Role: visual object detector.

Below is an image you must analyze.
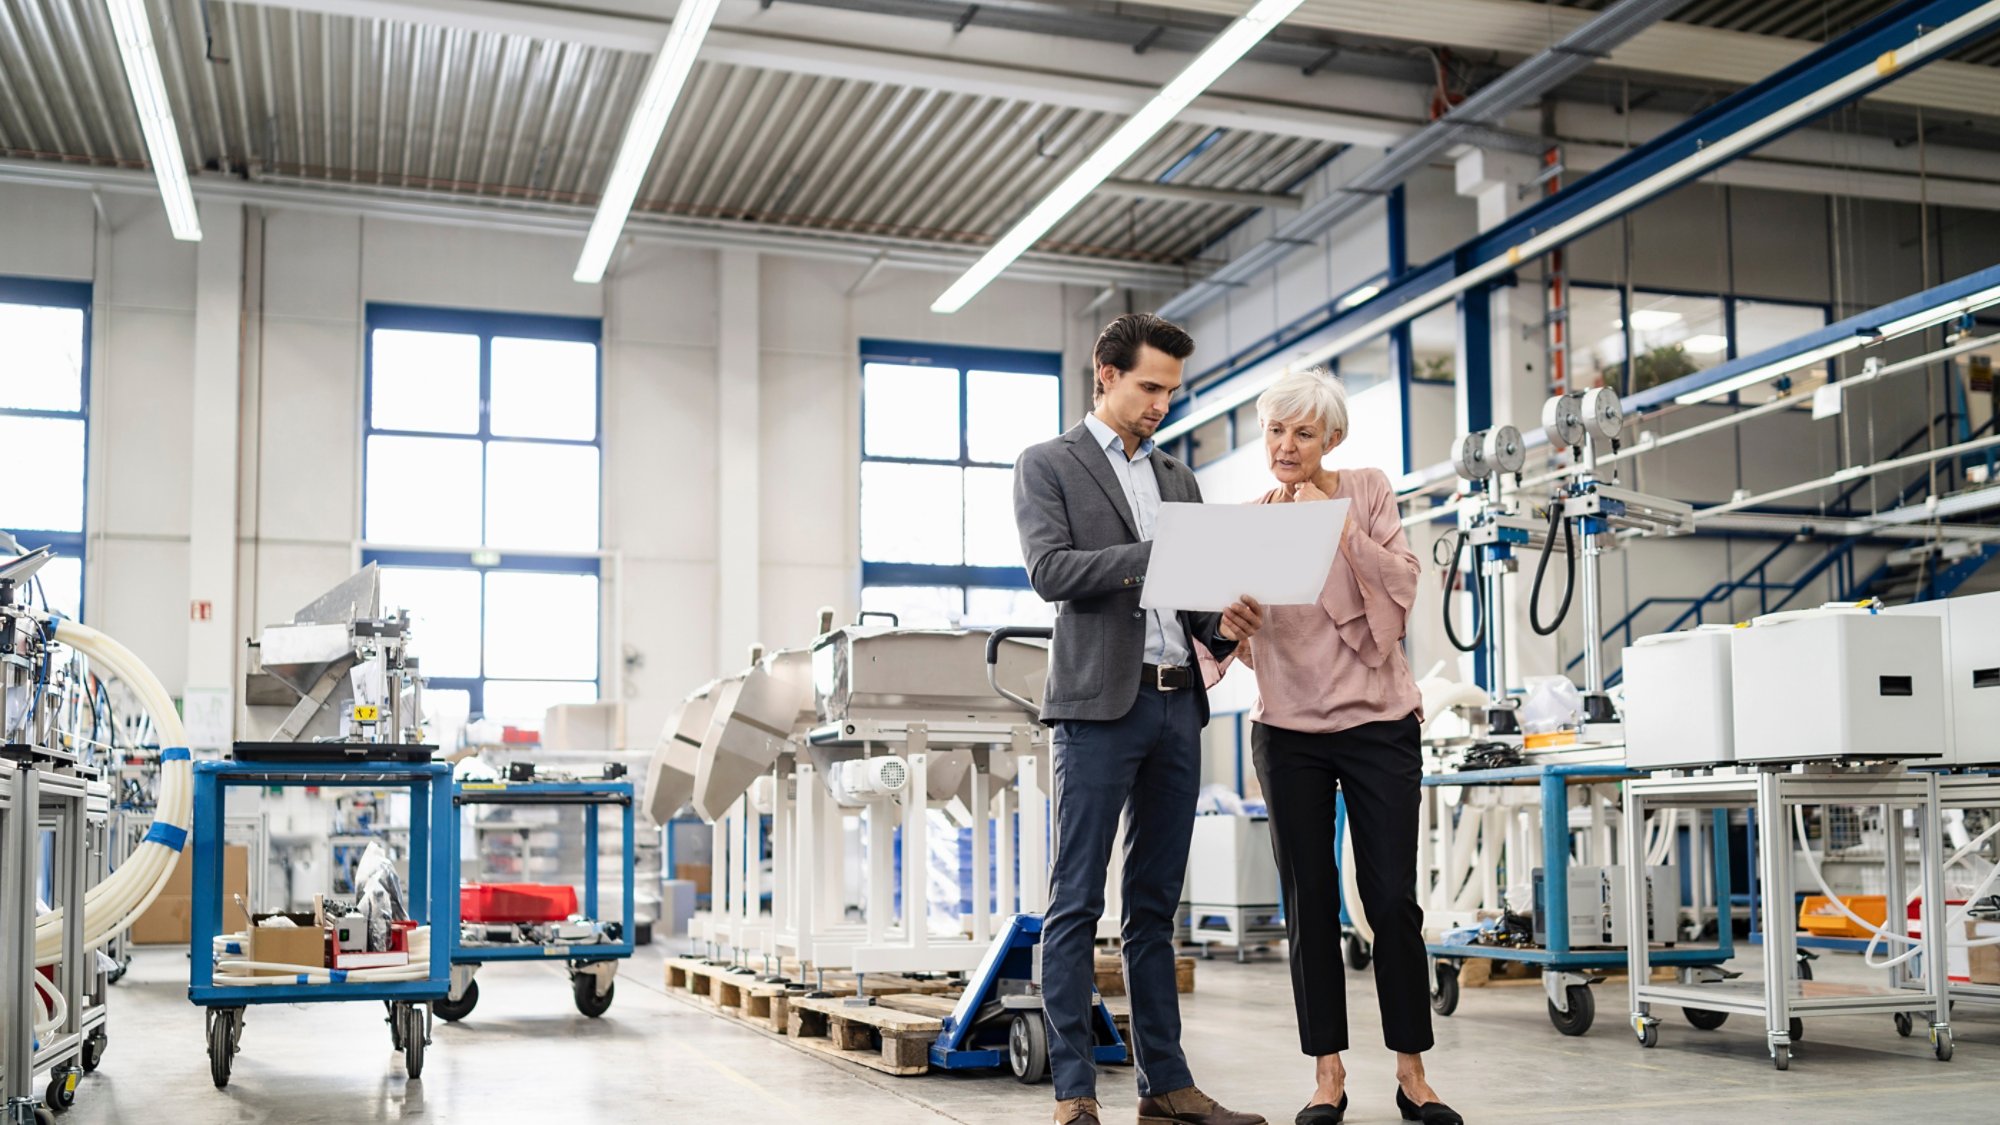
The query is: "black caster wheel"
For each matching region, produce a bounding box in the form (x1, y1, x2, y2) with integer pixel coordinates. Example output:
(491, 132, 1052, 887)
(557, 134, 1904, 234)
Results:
(435, 979, 480, 1022)
(388, 1002, 405, 1051)
(1772, 1043, 1791, 1071)
(1795, 954, 1814, 982)
(1895, 1012, 1915, 1038)
(45, 1069, 77, 1111)
(1684, 1007, 1729, 1031)
(1430, 962, 1460, 1018)
(573, 973, 615, 1018)
(1008, 1012, 1049, 1084)
(1548, 984, 1595, 1037)
(81, 1030, 107, 1073)
(1932, 1027, 1953, 1062)
(106, 957, 128, 986)
(35, 1109, 55, 1125)
(1789, 1017, 1804, 1044)
(206, 1008, 239, 1090)
(1343, 933, 1372, 972)
(402, 1004, 427, 1080)
(1635, 1019, 1660, 1048)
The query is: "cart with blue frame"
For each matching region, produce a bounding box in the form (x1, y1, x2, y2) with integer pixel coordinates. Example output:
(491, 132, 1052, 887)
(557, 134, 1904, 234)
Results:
(438, 777, 635, 1021)
(1422, 760, 1735, 1036)
(189, 746, 453, 1088)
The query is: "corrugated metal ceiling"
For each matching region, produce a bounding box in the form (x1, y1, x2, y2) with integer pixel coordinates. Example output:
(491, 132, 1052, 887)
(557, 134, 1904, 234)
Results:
(1557, 0, 2000, 66)
(0, 0, 1343, 265)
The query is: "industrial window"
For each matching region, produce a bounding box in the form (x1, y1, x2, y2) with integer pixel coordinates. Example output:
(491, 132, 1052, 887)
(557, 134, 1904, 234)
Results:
(360, 304, 603, 724)
(858, 340, 1061, 629)
(0, 277, 91, 620)
(1571, 285, 1828, 396)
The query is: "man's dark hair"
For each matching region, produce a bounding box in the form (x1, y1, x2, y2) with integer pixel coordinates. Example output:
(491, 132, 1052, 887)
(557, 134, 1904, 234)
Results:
(1093, 313, 1194, 376)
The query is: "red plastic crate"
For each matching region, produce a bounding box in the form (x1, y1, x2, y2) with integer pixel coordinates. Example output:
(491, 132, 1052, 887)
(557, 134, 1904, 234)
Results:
(461, 883, 578, 923)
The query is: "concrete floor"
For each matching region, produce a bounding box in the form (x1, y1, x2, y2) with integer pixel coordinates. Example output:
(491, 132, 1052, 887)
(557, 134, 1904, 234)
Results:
(47, 942, 2000, 1123)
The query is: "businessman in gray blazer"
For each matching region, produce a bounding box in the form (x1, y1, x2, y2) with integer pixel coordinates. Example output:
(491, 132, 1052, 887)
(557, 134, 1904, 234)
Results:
(1014, 313, 1265, 1125)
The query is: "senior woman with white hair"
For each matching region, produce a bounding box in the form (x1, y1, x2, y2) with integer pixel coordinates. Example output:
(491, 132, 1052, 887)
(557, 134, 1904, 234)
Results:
(1203, 367, 1458, 1125)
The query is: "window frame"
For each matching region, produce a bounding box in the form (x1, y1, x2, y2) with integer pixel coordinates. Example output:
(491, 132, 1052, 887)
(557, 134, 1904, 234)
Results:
(1567, 283, 1833, 396)
(359, 302, 605, 721)
(857, 339, 1063, 620)
(0, 276, 93, 620)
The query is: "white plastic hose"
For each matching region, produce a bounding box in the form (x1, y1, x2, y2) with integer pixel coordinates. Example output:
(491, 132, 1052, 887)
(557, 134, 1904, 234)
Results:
(32, 618, 193, 965)
(1790, 806, 2000, 972)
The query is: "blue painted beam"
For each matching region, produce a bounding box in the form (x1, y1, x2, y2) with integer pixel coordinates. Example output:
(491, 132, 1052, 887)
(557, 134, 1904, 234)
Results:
(1628, 262, 2000, 409)
(1162, 0, 2000, 435)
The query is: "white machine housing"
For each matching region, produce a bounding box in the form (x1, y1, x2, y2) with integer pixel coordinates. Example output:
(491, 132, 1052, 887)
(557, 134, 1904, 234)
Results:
(1728, 610, 1946, 763)
(1885, 591, 2000, 767)
(1535, 864, 1677, 948)
(1621, 627, 1736, 769)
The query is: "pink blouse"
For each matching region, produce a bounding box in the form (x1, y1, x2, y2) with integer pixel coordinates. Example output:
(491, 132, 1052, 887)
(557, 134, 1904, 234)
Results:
(1202, 467, 1423, 734)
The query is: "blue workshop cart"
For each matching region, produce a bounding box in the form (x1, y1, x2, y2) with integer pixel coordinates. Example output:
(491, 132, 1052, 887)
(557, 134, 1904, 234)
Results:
(1422, 761, 1736, 1036)
(440, 778, 636, 1021)
(189, 749, 453, 1088)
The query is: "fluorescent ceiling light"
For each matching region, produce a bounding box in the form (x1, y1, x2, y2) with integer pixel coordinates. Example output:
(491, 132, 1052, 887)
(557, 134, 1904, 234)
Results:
(930, 0, 1307, 314)
(574, 0, 723, 283)
(1682, 334, 1730, 354)
(1673, 337, 1864, 406)
(1629, 309, 1683, 330)
(1872, 282, 2000, 338)
(1335, 282, 1382, 311)
(103, 0, 200, 241)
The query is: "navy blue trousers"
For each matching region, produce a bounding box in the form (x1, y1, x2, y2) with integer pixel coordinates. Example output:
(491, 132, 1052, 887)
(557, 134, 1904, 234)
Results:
(1042, 682, 1202, 1101)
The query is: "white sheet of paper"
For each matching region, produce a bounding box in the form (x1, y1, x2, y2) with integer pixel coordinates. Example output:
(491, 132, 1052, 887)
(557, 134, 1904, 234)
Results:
(1140, 498, 1350, 612)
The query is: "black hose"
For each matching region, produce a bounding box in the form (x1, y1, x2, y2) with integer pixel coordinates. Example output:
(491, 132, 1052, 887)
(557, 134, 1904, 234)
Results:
(1441, 530, 1484, 653)
(1528, 500, 1576, 637)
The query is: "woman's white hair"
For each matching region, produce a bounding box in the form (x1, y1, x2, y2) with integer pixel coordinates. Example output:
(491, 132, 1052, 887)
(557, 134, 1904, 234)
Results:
(1256, 365, 1348, 439)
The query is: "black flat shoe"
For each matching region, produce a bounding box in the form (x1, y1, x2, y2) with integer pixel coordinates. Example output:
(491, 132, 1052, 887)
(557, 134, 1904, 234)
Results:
(1396, 1086, 1463, 1125)
(1295, 1093, 1347, 1125)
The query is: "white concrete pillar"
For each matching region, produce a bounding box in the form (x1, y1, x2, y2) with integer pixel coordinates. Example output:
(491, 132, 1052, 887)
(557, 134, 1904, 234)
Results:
(1454, 147, 1561, 686)
(716, 250, 761, 674)
(183, 201, 244, 748)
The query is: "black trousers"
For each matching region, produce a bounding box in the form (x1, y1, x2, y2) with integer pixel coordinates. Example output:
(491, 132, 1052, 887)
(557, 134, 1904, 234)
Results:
(1253, 715, 1433, 1057)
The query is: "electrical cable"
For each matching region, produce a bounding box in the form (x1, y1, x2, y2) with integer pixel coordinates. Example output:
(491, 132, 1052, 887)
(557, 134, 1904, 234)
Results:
(1528, 499, 1575, 636)
(1440, 529, 1485, 653)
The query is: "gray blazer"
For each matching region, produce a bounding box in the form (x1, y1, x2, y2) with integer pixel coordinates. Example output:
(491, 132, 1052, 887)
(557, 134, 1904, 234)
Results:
(1013, 422, 1236, 725)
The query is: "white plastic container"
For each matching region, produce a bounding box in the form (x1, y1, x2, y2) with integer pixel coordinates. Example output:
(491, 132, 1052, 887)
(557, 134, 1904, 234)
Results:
(1885, 591, 2000, 767)
(1621, 626, 1737, 770)
(1729, 608, 1947, 763)
(1185, 815, 1280, 909)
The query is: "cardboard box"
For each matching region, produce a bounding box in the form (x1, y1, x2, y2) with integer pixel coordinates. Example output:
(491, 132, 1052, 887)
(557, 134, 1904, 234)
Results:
(130, 845, 250, 945)
(249, 920, 328, 976)
(1969, 921, 2000, 985)
(677, 863, 712, 897)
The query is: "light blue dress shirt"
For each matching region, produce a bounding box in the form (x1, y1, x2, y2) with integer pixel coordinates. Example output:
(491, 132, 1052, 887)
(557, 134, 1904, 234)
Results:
(1082, 412, 1191, 668)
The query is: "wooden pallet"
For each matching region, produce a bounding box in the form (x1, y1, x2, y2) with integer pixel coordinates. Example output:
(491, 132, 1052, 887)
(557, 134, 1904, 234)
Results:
(1093, 953, 1197, 997)
(788, 995, 943, 1076)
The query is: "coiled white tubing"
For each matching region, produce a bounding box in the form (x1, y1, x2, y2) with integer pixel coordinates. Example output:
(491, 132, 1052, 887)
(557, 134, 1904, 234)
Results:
(31, 618, 193, 966)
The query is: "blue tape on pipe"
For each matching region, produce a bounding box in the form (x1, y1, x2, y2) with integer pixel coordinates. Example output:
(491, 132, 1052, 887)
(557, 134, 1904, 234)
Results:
(143, 822, 188, 852)
(161, 747, 191, 762)
(224, 942, 242, 955)
(331, 970, 348, 983)
(296, 974, 309, 984)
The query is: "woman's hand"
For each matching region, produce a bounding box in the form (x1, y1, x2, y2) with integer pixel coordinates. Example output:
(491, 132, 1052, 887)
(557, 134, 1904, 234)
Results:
(1219, 596, 1265, 641)
(1290, 479, 1329, 503)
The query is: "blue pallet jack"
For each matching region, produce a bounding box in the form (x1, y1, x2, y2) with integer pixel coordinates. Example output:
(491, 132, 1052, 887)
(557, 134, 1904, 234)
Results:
(929, 914, 1127, 1081)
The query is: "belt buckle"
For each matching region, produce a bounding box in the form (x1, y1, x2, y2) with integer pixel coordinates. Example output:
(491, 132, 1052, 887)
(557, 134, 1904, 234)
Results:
(1156, 664, 1182, 692)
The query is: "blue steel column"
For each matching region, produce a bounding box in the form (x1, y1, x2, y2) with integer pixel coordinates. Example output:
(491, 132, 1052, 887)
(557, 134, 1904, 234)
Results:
(586, 803, 601, 920)
(1457, 286, 1494, 434)
(1389, 186, 1416, 473)
(1712, 808, 1734, 960)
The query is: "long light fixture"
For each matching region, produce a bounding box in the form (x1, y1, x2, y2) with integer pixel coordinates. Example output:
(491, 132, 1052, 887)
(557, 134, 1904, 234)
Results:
(103, 0, 200, 241)
(1871, 281, 2000, 338)
(1154, 0, 2000, 444)
(929, 0, 1307, 314)
(574, 0, 723, 284)
(1672, 337, 1865, 406)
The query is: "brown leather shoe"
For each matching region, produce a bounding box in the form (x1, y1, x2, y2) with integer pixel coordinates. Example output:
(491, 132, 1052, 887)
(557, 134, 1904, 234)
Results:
(1055, 1097, 1102, 1125)
(1138, 1087, 1266, 1125)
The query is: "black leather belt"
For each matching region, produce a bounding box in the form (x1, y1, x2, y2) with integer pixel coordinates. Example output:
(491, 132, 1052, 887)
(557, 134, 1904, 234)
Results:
(1142, 663, 1190, 692)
